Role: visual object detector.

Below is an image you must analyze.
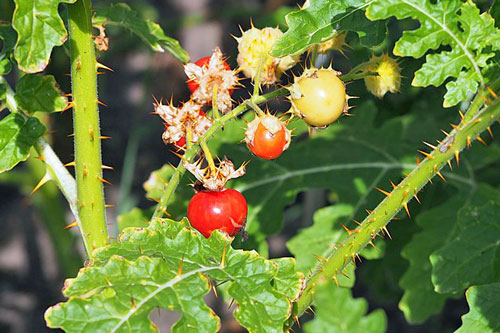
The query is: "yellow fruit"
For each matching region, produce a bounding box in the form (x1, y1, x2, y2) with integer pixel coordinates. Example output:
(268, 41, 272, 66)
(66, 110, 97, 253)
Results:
(363, 54, 401, 98)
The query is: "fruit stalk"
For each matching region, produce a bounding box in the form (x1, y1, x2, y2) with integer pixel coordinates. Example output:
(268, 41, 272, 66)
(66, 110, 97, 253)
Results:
(68, 0, 109, 257)
(152, 87, 289, 219)
(293, 92, 500, 317)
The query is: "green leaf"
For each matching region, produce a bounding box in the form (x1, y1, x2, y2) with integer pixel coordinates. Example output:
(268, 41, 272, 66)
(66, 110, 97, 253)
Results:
(304, 283, 386, 333)
(430, 200, 500, 294)
(12, 0, 76, 73)
(456, 283, 500, 333)
(271, 0, 384, 57)
(93, 3, 189, 63)
(399, 185, 500, 323)
(0, 82, 5, 103)
(367, 0, 500, 107)
(0, 23, 17, 75)
(117, 207, 151, 232)
(14, 74, 67, 114)
(0, 113, 45, 173)
(46, 219, 302, 332)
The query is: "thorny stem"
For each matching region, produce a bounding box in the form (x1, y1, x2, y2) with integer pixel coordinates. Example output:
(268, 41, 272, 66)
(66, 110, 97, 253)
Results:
(68, 0, 109, 257)
(292, 94, 500, 319)
(0, 77, 81, 230)
(151, 87, 289, 219)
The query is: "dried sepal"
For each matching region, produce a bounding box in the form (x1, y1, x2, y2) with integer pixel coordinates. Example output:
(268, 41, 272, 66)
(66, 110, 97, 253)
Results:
(184, 157, 246, 191)
(184, 47, 239, 113)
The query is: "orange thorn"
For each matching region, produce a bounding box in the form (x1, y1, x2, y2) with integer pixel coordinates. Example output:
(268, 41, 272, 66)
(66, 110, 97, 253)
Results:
(423, 141, 437, 150)
(67, 133, 75, 137)
(389, 180, 397, 189)
(402, 189, 409, 200)
(466, 136, 471, 148)
(100, 135, 111, 140)
(97, 100, 108, 107)
(418, 150, 435, 160)
(471, 118, 482, 124)
(35, 155, 45, 162)
(104, 204, 114, 208)
(30, 174, 51, 195)
(83, 166, 88, 177)
(447, 160, 453, 170)
(450, 123, 459, 130)
(381, 226, 391, 239)
(440, 129, 449, 136)
(487, 86, 498, 99)
(89, 127, 94, 141)
(177, 257, 184, 276)
(96, 62, 114, 72)
(414, 191, 421, 204)
(352, 219, 362, 226)
(313, 254, 328, 262)
(458, 110, 464, 120)
(333, 276, 339, 287)
(454, 151, 460, 166)
(293, 316, 301, 328)
(64, 161, 76, 167)
(102, 165, 114, 170)
(64, 93, 72, 97)
(342, 224, 359, 235)
(368, 241, 378, 251)
(148, 197, 161, 203)
(436, 171, 447, 183)
(98, 177, 112, 185)
(376, 187, 391, 196)
(476, 136, 487, 146)
(64, 221, 78, 230)
(62, 102, 74, 112)
(403, 202, 411, 219)
(416, 156, 420, 166)
(487, 126, 494, 138)
(221, 243, 227, 267)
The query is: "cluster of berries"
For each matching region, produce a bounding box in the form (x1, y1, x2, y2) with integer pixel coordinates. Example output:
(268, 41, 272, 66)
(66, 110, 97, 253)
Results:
(154, 25, 401, 239)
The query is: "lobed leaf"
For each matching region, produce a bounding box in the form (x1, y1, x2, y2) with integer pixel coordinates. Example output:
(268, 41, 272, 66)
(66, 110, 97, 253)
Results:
(0, 113, 45, 173)
(271, 0, 385, 57)
(12, 0, 76, 73)
(456, 283, 500, 333)
(14, 74, 67, 114)
(303, 283, 386, 333)
(46, 218, 302, 332)
(430, 200, 500, 294)
(366, 0, 500, 107)
(93, 3, 189, 63)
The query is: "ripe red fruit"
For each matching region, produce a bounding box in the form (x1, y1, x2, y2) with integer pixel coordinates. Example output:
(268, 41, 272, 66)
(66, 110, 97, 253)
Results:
(248, 121, 288, 159)
(187, 189, 247, 238)
(187, 56, 233, 94)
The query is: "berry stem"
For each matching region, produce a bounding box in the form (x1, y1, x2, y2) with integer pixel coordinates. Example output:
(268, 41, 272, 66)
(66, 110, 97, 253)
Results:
(252, 57, 266, 97)
(151, 87, 289, 219)
(212, 84, 220, 120)
(340, 71, 378, 81)
(67, 0, 109, 258)
(199, 137, 217, 174)
(246, 99, 266, 117)
(291, 93, 500, 320)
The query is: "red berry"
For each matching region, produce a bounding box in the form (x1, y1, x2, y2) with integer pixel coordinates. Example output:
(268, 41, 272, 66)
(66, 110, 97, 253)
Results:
(187, 56, 233, 95)
(248, 121, 288, 160)
(187, 189, 247, 238)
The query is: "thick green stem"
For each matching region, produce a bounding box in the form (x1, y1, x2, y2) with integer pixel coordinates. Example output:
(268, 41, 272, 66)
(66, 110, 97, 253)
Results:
(68, 0, 108, 257)
(152, 87, 289, 219)
(293, 98, 500, 317)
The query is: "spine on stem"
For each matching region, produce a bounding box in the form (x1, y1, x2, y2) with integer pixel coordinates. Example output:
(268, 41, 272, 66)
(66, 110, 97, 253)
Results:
(68, 0, 109, 257)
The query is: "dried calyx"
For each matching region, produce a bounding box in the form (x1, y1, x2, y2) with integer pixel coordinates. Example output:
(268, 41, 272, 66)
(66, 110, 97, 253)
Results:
(184, 47, 239, 113)
(184, 157, 246, 191)
(154, 100, 212, 147)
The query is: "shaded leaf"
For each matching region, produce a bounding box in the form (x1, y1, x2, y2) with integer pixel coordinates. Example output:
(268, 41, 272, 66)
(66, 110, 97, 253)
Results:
(0, 113, 45, 173)
(304, 283, 386, 333)
(0, 22, 16, 75)
(46, 219, 301, 333)
(93, 3, 189, 63)
(271, 0, 384, 57)
(367, 0, 500, 107)
(15, 74, 67, 114)
(12, 0, 76, 73)
(117, 207, 150, 232)
(430, 200, 500, 294)
(399, 185, 500, 323)
(456, 283, 500, 333)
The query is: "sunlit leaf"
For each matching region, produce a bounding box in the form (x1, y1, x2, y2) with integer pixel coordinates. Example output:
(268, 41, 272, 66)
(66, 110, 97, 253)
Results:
(456, 283, 500, 333)
(15, 74, 67, 114)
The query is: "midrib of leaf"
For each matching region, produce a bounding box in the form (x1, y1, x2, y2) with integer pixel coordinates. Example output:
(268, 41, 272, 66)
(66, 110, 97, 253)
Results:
(400, 0, 484, 84)
(109, 265, 219, 333)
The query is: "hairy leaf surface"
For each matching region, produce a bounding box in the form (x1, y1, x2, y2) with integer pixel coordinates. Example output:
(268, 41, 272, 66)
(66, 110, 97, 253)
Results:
(12, 0, 76, 73)
(15, 74, 67, 114)
(46, 219, 301, 332)
(367, 0, 500, 107)
(0, 113, 45, 173)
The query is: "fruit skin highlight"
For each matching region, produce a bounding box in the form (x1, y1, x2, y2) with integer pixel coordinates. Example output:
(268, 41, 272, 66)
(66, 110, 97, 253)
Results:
(245, 114, 291, 160)
(236, 26, 299, 84)
(187, 189, 248, 238)
(289, 68, 348, 127)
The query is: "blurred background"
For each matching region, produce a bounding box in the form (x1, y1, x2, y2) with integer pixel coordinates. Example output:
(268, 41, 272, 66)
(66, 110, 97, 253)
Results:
(0, 0, 498, 332)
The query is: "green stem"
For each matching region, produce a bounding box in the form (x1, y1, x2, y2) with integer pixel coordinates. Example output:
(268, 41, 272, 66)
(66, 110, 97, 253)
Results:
(293, 97, 500, 317)
(340, 71, 377, 81)
(151, 87, 289, 219)
(68, 0, 109, 257)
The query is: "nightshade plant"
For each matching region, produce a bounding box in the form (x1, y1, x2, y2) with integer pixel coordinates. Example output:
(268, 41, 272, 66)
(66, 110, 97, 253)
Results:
(1, 0, 500, 332)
